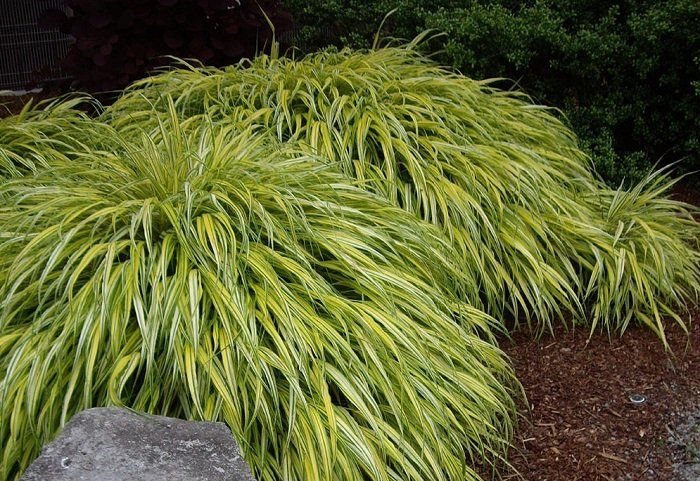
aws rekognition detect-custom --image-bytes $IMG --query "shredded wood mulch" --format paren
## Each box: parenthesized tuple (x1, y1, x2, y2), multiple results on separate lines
(502, 313, 700, 481)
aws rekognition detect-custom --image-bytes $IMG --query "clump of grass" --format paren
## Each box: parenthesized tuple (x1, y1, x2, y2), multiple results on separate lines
(0, 96, 103, 178)
(105, 38, 700, 340)
(576, 170, 700, 343)
(0, 115, 517, 481)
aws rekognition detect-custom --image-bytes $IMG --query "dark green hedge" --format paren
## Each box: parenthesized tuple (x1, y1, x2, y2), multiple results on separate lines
(283, 0, 700, 185)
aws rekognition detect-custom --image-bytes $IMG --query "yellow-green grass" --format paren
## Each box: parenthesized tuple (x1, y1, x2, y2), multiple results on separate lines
(0, 96, 104, 179)
(0, 115, 517, 481)
(105, 39, 700, 341)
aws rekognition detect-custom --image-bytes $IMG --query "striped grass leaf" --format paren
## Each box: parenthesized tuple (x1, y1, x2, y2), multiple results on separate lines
(578, 169, 700, 342)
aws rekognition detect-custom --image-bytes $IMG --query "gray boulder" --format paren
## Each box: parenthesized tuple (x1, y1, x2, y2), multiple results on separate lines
(21, 407, 255, 481)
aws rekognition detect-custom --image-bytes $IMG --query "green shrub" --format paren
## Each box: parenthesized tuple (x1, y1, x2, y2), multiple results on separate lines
(0, 113, 517, 481)
(282, 0, 700, 185)
(104, 43, 700, 342)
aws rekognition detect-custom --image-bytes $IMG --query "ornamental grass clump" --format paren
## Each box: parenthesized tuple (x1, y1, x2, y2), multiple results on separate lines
(0, 114, 517, 481)
(0, 96, 101, 178)
(105, 38, 700, 340)
(576, 171, 700, 343)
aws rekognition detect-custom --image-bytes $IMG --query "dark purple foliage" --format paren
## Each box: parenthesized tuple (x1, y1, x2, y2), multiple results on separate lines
(41, 0, 290, 93)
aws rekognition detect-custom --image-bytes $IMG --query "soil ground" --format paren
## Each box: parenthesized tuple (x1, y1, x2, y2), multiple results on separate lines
(503, 317, 700, 481)
(1, 88, 64, 117)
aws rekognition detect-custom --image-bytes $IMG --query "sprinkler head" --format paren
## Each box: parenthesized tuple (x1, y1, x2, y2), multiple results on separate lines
(629, 394, 647, 405)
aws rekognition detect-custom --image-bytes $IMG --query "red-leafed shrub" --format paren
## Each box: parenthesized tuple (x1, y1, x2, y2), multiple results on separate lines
(41, 0, 290, 93)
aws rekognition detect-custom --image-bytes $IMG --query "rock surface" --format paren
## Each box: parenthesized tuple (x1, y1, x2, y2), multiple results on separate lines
(670, 408, 700, 481)
(21, 407, 255, 481)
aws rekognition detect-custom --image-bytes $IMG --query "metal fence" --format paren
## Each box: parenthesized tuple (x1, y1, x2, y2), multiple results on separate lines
(0, 0, 71, 90)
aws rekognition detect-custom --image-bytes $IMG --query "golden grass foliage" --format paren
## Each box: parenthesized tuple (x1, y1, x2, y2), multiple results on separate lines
(1, 38, 698, 481)
(106, 40, 700, 340)
(0, 97, 103, 178)
(0, 116, 516, 481)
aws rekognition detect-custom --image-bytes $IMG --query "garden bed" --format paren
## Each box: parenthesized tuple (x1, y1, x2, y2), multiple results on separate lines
(2, 90, 698, 481)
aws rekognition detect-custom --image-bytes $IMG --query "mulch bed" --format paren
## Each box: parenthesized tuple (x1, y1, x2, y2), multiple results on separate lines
(503, 313, 700, 481)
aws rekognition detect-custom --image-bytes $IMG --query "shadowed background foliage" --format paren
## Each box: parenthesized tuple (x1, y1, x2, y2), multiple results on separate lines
(39, 0, 290, 92)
